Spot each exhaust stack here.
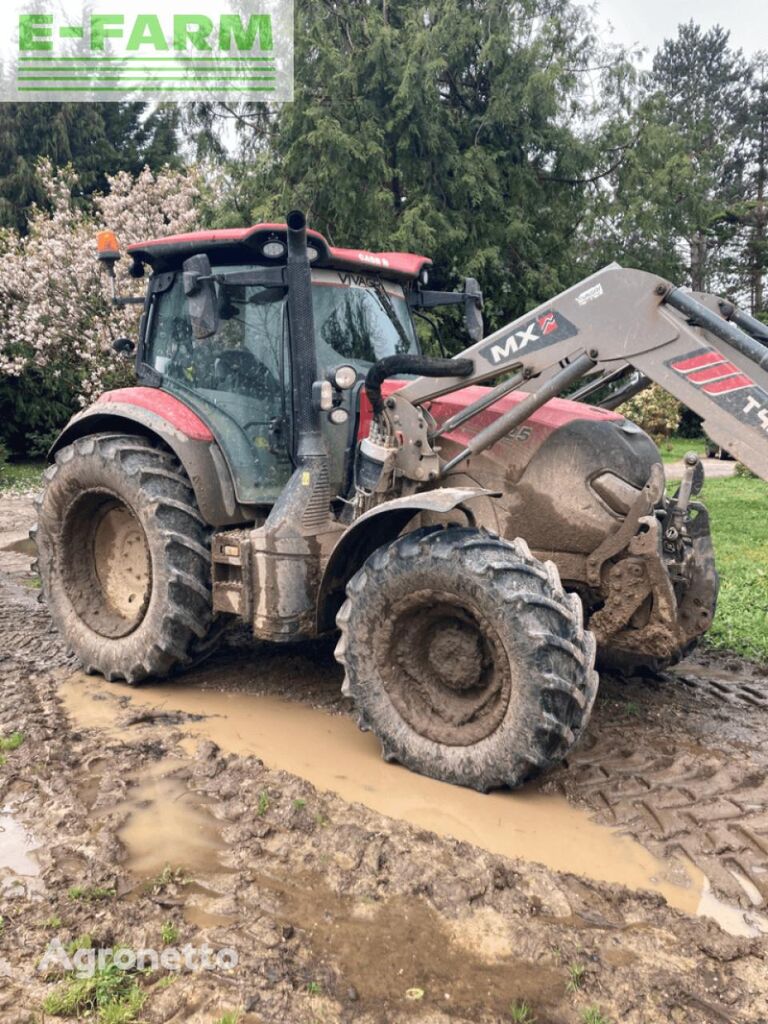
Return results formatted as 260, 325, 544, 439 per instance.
286, 210, 325, 460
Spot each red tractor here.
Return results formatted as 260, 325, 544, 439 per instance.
37, 211, 768, 790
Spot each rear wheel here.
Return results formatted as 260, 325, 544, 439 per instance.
35, 434, 223, 683
335, 526, 599, 791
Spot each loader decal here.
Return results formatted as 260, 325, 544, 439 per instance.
668, 348, 768, 434
479, 309, 578, 367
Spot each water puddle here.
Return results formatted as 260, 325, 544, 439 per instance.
0, 802, 42, 892
697, 878, 768, 938
1, 537, 36, 557
60, 670, 768, 935
113, 762, 227, 880
60, 673, 709, 913
0, 807, 40, 880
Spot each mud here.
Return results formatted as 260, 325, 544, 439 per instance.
59, 672, 705, 913
0, 495, 767, 1023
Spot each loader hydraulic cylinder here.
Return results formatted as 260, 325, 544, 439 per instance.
440, 350, 597, 475
665, 288, 768, 373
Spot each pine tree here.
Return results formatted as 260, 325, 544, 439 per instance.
648, 22, 750, 292
0, 103, 182, 232
201, 0, 630, 333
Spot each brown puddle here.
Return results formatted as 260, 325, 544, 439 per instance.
115, 763, 228, 880
59, 671, 768, 936
265, 872, 568, 1017
0, 807, 41, 888
1, 537, 36, 557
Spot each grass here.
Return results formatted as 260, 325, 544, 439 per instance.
42, 948, 145, 1024
510, 1001, 536, 1022
581, 1009, 611, 1024
0, 731, 24, 752
256, 791, 270, 816
147, 864, 188, 892
700, 476, 768, 661
67, 885, 115, 903
0, 459, 45, 495
160, 920, 179, 945
566, 963, 586, 993
215, 1012, 241, 1024
0, 730, 25, 766
658, 435, 708, 464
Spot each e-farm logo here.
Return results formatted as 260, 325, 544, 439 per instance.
0, 0, 293, 101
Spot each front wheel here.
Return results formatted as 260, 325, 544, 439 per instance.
35, 434, 223, 683
335, 526, 599, 791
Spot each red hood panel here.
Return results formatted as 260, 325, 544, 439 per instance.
358, 380, 621, 446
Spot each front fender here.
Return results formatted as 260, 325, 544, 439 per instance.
50, 393, 246, 527
316, 487, 499, 632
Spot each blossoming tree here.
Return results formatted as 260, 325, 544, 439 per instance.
0, 161, 200, 407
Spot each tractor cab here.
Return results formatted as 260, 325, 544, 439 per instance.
117, 223, 481, 506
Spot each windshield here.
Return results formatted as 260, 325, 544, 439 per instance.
145, 266, 418, 388
310, 269, 418, 372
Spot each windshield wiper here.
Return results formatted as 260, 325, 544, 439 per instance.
371, 278, 413, 354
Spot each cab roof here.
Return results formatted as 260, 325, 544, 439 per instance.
126, 223, 432, 282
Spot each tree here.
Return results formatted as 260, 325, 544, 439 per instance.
0, 162, 200, 456
198, 0, 632, 336
740, 54, 768, 315
0, 103, 182, 232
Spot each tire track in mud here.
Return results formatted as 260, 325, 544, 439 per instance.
1, 522, 767, 1021
547, 668, 768, 911
3, 499, 768, 915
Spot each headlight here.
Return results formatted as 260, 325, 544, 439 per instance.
261, 240, 286, 259
332, 365, 357, 390
306, 244, 320, 263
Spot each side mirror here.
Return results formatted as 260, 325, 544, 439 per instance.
464, 277, 484, 342
111, 337, 135, 355
183, 254, 219, 340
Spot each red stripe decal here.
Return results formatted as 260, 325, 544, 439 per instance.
688, 362, 740, 384
702, 374, 754, 395
672, 351, 726, 373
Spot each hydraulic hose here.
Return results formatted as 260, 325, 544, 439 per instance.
365, 354, 473, 415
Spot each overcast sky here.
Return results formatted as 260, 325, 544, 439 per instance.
595, 0, 766, 63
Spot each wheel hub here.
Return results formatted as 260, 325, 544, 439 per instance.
60, 492, 151, 639
381, 590, 512, 746
93, 505, 151, 626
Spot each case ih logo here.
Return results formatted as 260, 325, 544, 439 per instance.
480, 310, 578, 367
669, 348, 768, 433
670, 351, 754, 394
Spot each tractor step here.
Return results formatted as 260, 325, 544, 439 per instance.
211, 530, 252, 618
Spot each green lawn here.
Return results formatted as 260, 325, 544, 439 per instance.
658, 435, 708, 464
0, 460, 45, 495
701, 476, 768, 662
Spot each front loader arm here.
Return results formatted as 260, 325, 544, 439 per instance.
398, 265, 768, 481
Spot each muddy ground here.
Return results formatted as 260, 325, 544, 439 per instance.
0, 494, 767, 1024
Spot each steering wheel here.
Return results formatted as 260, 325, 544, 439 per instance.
214, 349, 277, 398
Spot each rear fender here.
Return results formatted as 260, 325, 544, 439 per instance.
316, 487, 499, 632
50, 393, 247, 527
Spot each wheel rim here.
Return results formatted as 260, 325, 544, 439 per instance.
378, 589, 513, 746
60, 492, 151, 638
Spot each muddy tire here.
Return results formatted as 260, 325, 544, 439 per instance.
35, 434, 222, 683
335, 526, 599, 791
